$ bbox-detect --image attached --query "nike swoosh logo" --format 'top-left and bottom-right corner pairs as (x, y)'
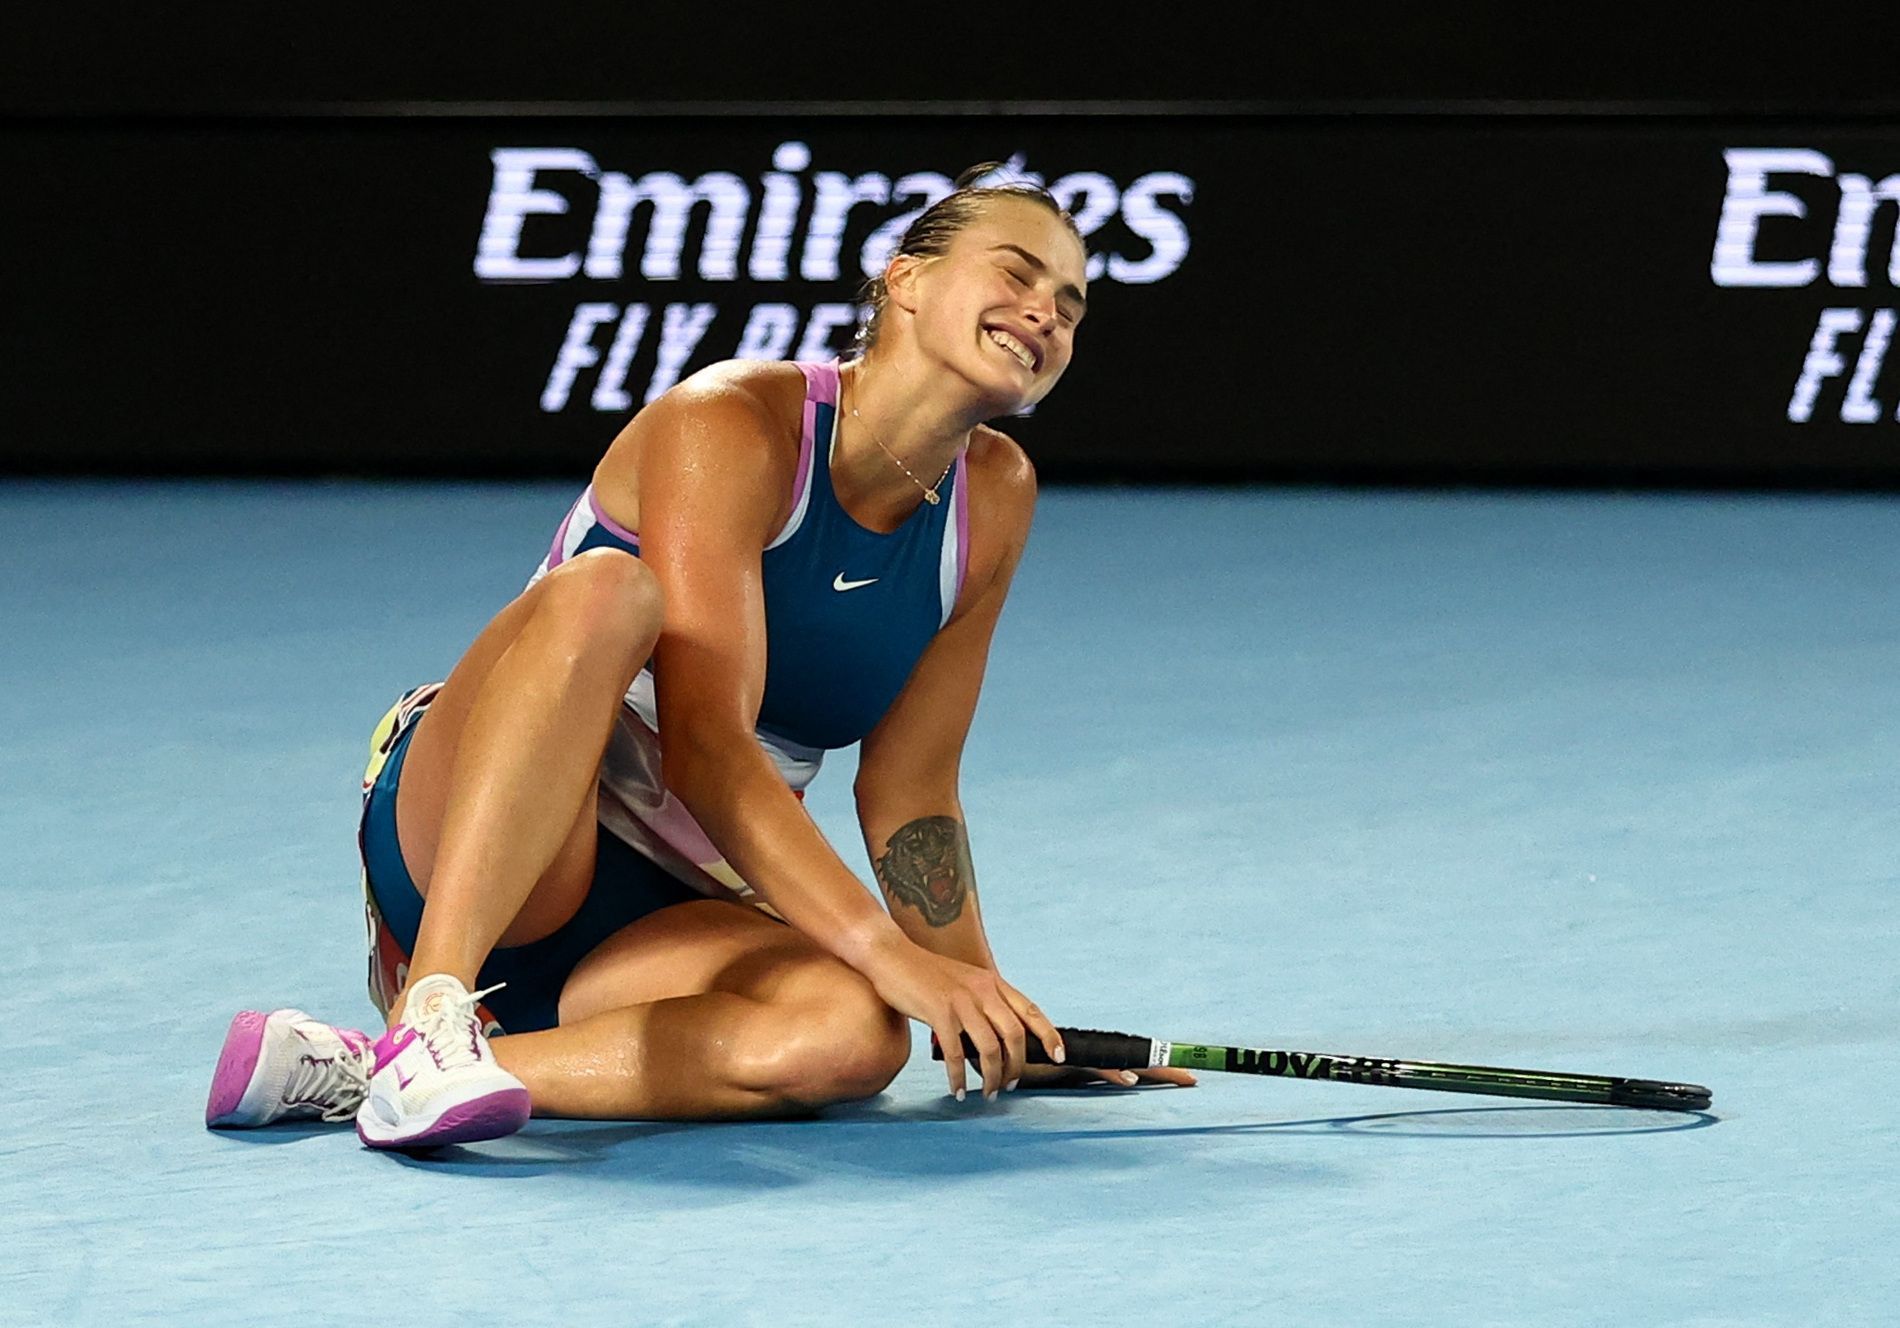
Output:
(832, 574), (879, 592)
(371, 1025), (418, 1077)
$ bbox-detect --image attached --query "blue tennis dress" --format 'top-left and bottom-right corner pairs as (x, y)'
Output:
(535, 358), (972, 907)
(358, 360), (972, 1031)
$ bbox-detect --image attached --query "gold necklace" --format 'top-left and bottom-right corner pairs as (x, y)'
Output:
(847, 379), (954, 506)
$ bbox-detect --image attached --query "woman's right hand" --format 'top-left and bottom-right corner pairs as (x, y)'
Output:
(862, 938), (1065, 1101)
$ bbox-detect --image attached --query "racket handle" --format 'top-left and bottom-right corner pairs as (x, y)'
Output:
(931, 1027), (1155, 1070)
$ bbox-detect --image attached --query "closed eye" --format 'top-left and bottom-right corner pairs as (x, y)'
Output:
(989, 241), (1088, 323)
(1001, 261), (1081, 327)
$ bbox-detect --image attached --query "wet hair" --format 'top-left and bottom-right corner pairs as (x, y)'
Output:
(851, 162), (1083, 358)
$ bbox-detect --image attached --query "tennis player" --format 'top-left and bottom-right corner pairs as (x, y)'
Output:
(206, 166), (1194, 1148)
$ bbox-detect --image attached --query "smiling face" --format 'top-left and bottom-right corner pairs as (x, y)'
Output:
(887, 197), (1089, 414)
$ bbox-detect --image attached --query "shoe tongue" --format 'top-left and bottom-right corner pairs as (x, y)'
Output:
(292, 1017), (369, 1057)
(407, 976), (467, 1022)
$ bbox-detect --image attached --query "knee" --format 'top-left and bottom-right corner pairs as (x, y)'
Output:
(742, 979), (911, 1110)
(826, 1000), (911, 1102)
(534, 550), (663, 666)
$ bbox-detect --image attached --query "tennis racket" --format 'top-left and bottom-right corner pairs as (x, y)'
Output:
(933, 1027), (1712, 1111)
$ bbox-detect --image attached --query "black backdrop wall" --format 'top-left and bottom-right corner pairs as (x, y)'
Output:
(11, 11), (1900, 115)
(8, 15), (1900, 484)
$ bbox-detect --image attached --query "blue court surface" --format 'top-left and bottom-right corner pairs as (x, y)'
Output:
(3, 480), (1895, 1327)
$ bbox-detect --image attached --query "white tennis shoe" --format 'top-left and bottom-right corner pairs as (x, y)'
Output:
(354, 973), (531, 1149)
(205, 1009), (372, 1127)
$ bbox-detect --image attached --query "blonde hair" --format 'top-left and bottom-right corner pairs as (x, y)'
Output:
(852, 162), (1082, 358)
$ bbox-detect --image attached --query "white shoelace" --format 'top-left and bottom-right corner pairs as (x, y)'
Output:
(283, 1035), (371, 1122)
(412, 983), (506, 1073)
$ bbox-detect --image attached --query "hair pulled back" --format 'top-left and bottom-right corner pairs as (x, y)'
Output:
(852, 162), (1081, 357)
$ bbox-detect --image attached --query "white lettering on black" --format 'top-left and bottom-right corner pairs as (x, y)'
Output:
(801, 172), (893, 282)
(586, 171), (750, 281)
(1788, 309), (1864, 422)
(734, 302), (801, 361)
(1713, 149), (1900, 426)
(1712, 148), (1832, 288)
(860, 171), (954, 277)
(794, 303), (861, 362)
(476, 148), (596, 282)
(542, 302), (620, 411)
(647, 302), (720, 402)
(1828, 173), (1900, 289)
(750, 141), (811, 282)
(1048, 171), (1121, 282)
(1111, 172), (1194, 284)
(591, 305), (652, 412)
(1843, 308), (1896, 423)
(482, 144), (1201, 412)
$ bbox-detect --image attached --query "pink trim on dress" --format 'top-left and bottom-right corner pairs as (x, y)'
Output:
(800, 359), (842, 406)
(778, 361), (839, 544)
(545, 499), (579, 569)
(793, 395), (816, 515)
(585, 484), (641, 547)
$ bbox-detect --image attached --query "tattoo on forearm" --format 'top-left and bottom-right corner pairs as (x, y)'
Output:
(874, 816), (972, 928)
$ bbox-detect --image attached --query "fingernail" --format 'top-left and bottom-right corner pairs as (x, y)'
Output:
(1006, 1078), (1020, 1093)
(1120, 1071), (1138, 1085)
(1053, 1045), (1067, 1064)
(955, 1088), (966, 1102)
(986, 1089), (997, 1102)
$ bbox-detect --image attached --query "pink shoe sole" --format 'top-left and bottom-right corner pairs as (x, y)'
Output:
(205, 1011), (270, 1127)
(355, 1088), (532, 1151)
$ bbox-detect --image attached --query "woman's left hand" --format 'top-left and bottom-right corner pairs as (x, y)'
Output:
(1016, 1063), (1197, 1090)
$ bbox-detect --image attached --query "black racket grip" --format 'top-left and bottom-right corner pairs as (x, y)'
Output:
(931, 1027), (1155, 1070)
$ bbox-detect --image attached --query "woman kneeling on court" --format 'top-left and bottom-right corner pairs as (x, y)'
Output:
(205, 166), (1193, 1148)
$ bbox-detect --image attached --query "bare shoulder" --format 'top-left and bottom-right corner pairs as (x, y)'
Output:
(965, 424), (1038, 531)
(950, 426), (1038, 610)
(596, 359), (810, 536)
(640, 359), (807, 447)
(604, 355), (805, 474)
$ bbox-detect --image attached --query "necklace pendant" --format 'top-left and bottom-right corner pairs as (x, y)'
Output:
(924, 490), (942, 505)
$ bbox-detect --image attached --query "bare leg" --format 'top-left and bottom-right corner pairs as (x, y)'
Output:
(390, 549), (661, 1022)
(493, 902), (912, 1119)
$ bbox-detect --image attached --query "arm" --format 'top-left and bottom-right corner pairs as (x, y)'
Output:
(633, 377), (900, 964)
(866, 811), (991, 969)
(854, 438), (1037, 972)
(856, 449), (1198, 1092)
(631, 377), (1059, 1098)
